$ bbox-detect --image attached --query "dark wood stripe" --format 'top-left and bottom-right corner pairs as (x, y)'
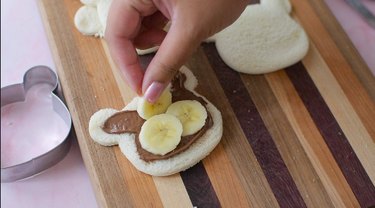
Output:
(180, 162), (221, 208)
(242, 74), (335, 207)
(286, 62), (375, 207)
(203, 43), (307, 208)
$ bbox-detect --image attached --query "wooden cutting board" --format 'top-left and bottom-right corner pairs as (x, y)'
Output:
(39, 0), (375, 207)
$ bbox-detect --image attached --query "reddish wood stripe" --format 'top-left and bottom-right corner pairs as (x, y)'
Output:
(203, 43), (306, 208)
(180, 162), (221, 207)
(286, 62), (375, 207)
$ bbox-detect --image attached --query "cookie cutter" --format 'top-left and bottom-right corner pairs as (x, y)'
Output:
(1, 66), (72, 183)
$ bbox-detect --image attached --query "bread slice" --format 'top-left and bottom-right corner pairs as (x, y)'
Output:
(89, 66), (223, 176)
(207, 0), (309, 74)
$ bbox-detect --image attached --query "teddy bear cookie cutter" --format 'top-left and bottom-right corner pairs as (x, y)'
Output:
(1, 66), (72, 182)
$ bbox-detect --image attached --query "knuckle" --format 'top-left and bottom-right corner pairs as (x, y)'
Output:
(155, 61), (178, 78)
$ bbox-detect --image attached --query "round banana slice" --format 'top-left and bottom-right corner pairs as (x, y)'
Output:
(139, 114), (183, 155)
(166, 100), (207, 136)
(137, 89), (172, 120)
(74, 5), (102, 36)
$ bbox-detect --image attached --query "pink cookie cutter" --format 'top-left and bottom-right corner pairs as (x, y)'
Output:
(1, 66), (72, 182)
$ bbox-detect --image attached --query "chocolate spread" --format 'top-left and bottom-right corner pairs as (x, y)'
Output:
(102, 72), (213, 162)
(102, 111), (144, 134)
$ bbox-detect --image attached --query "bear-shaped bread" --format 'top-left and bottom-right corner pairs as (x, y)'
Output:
(89, 66), (223, 176)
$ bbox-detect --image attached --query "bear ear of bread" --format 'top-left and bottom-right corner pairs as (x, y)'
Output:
(89, 66), (223, 176)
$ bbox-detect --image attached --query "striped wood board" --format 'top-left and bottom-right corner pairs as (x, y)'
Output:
(39, 0), (375, 207)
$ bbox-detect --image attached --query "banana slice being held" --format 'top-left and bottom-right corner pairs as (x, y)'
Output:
(139, 114), (182, 155)
(137, 89), (172, 120)
(89, 66), (223, 176)
(166, 100), (207, 136)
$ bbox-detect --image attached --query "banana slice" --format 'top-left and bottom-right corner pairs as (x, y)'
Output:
(166, 100), (207, 136)
(139, 114), (183, 155)
(137, 89), (172, 120)
(74, 5), (102, 36)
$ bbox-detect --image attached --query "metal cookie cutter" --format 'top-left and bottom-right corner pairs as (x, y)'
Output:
(1, 66), (72, 182)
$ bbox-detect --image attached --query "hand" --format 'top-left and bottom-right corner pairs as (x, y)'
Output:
(105, 0), (248, 102)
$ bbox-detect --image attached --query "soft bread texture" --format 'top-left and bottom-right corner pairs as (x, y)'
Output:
(89, 66), (223, 176)
(80, 0), (98, 6)
(207, 0), (309, 74)
(74, 5), (102, 36)
(74, 0), (110, 37)
(96, 0), (111, 37)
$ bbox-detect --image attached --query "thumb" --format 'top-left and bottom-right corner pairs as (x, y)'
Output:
(142, 23), (201, 103)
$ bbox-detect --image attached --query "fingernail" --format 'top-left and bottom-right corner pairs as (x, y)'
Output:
(144, 82), (165, 103)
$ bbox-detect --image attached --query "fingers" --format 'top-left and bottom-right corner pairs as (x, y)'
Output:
(107, 37), (144, 95)
(134, 12), (168, 49)
(142, 23), (202, 102)
(105, 0), (156, 95)
(133, 28), (166, 49)
(142, 11), (169, 29)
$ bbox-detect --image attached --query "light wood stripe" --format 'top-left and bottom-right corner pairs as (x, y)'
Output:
(286, 62), (375, 207)
(306, 0), (375, 100)
(303, 43), (375, 184)
(114, 147), (164, 207)
(202, 45), (307, 207)
(291, 0), (375, 143)
(266, 70), (360, 208)
(101, 40), (193, 208)
(153, 175), (193, 208)
(242, 74), (335, 208)
(203, 143), (252, 208)
(191, 48), (280, 207)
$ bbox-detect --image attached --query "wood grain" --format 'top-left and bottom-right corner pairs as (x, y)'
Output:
(291, 0), (375, 143)
(302, 44), (375, 183)
(242, 74), (334, 208)
(39, 0), (375, 207)
(286, 62), (375, 207)
(306, 0), (375, 100)
(266, 71), (360, 208)
(190, 48), (280, 208)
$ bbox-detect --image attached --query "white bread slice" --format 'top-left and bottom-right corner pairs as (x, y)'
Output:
(74, 5), (102, 36)
(89, 66), (223, 176)
(208, 0), (309, 74)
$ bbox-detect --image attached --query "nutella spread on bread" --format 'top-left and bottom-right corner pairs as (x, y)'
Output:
(102, 72), (213, 162)
(102, 111), (144, 134)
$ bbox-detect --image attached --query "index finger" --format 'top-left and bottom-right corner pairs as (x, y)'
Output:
(104, 0), (144, 95)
